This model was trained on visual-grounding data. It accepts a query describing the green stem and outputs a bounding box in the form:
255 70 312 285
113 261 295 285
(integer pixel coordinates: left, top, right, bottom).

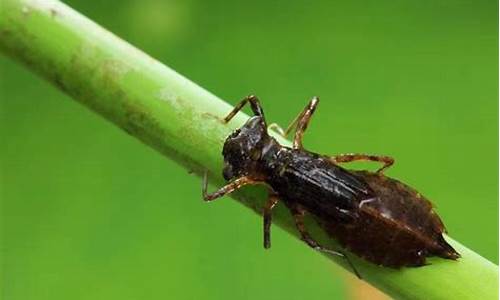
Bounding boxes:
0 0 497 299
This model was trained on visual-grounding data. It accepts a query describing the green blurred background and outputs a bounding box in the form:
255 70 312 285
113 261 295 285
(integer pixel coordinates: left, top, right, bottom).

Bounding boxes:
1 0 497 299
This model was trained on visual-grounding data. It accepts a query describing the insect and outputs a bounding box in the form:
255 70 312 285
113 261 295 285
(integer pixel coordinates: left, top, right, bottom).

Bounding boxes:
202 95 460 277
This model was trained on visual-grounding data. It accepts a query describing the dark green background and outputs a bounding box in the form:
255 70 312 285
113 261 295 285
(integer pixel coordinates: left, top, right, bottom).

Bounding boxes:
1 0 497 299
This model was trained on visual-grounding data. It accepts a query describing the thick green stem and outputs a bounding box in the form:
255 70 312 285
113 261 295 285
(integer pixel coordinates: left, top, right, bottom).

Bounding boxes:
0 0 497 299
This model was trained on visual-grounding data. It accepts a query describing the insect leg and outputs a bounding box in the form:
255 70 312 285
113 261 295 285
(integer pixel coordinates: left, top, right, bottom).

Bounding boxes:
290 204 342 254
223 95 265 123
267 123 287 137
293 97 319 149
202 171 260 201
329 154 395 174
268 97 319 150
267 107 304 138
289 203 362 278
263 192 280 249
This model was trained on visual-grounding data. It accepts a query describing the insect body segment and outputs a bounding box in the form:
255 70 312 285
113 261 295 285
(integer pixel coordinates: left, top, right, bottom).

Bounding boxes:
202 95 459 277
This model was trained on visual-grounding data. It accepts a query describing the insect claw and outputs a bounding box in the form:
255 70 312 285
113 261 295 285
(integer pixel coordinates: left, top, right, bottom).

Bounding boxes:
325 249 344 257
313 246 362 278
312 246 344 257
201 171 208 200
201 112 227 124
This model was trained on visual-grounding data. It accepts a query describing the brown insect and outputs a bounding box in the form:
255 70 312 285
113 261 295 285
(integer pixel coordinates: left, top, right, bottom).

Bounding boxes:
202 95 460 277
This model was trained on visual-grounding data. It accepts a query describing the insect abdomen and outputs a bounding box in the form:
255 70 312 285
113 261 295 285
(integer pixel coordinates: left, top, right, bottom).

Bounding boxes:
266 149 374 222
321 171 460 267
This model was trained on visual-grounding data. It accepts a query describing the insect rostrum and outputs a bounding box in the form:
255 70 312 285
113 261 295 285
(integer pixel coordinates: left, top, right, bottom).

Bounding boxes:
202 95 459 278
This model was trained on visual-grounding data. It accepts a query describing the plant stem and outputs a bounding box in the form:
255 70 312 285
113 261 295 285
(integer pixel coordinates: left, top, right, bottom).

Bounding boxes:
0 0 497 299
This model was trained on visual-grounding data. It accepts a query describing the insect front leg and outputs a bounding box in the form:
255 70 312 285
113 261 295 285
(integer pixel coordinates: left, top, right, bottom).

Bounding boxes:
263 192 280 249
288 203 361 278
223 95 265 123
202 171 261 201
329 154 395 174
